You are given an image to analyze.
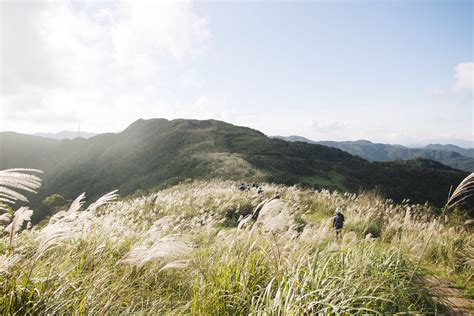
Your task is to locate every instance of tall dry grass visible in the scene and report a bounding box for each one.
[0,176,472,314]
[0,169,42,211]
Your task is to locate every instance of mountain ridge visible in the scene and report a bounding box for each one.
[273,136,474,172]
[34,130,97,140]
[0,118,468,220]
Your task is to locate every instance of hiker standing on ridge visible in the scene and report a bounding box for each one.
[333,208,345,239]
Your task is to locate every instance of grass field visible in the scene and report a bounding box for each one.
[1,176,472,314]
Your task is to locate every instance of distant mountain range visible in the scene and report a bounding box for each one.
[35,131,97,140]
[0,119,468,220]
[423,144,474,158]
[272,136,474,172]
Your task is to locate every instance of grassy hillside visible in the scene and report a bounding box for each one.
[0,119,468,220]
[1,180,472,314]
[275,137,474,172]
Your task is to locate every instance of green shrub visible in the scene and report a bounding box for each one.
[42,194,66,209]
[364,220,382,238]
[222,202,254,227]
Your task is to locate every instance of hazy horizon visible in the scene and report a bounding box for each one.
[3,116,473,148]
[1,0,472,147]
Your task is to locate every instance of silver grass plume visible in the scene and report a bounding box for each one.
[48,192,86,224]
[36,210,92,259]
[237,214,253,230]
[159,259,190,272]
[87,190,119,212]
[4,207,34,236]
[68,192,86,213]
[0,169,42,212]
[0,254,20,275]
[36,191,118,258]
[446,173,474,210]
[119,235,193,266]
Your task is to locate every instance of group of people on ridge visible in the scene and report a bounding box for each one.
[239,182,281,199]
[239,182,264,195]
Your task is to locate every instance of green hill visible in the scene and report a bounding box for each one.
[0,119,468,220]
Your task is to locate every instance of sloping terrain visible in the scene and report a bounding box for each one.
[0,119,468,220]
[1,180,472,314]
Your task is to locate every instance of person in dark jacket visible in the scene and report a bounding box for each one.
[333,208,345,239]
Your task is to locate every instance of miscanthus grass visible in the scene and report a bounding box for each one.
[0,169,42,210]
[0,176,472,314]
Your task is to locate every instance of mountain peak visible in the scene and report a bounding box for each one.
[121,118,169,134]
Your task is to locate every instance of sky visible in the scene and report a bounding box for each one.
[0,0,473,147]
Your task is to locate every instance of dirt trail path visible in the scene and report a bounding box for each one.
[434,279,473,315]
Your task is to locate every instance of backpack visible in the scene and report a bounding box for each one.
[334,213,344,229]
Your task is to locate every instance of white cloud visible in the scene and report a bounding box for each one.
[111,1,209,60]
[0,0,210,133]
[308,120,344,133]
[452,62,474,92]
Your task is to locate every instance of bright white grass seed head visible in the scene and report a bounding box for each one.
[0,254,20,275]
[4,207,34,236]
[87,190,119,212]
[119,235,193,266]
[159,259,190,271]
[67,192,86,213]
[0,169,42,211]
[36,190,119,258]
[48,193,86,224]
[446,172,474,210]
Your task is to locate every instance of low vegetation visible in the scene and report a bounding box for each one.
[0,169,472,314]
